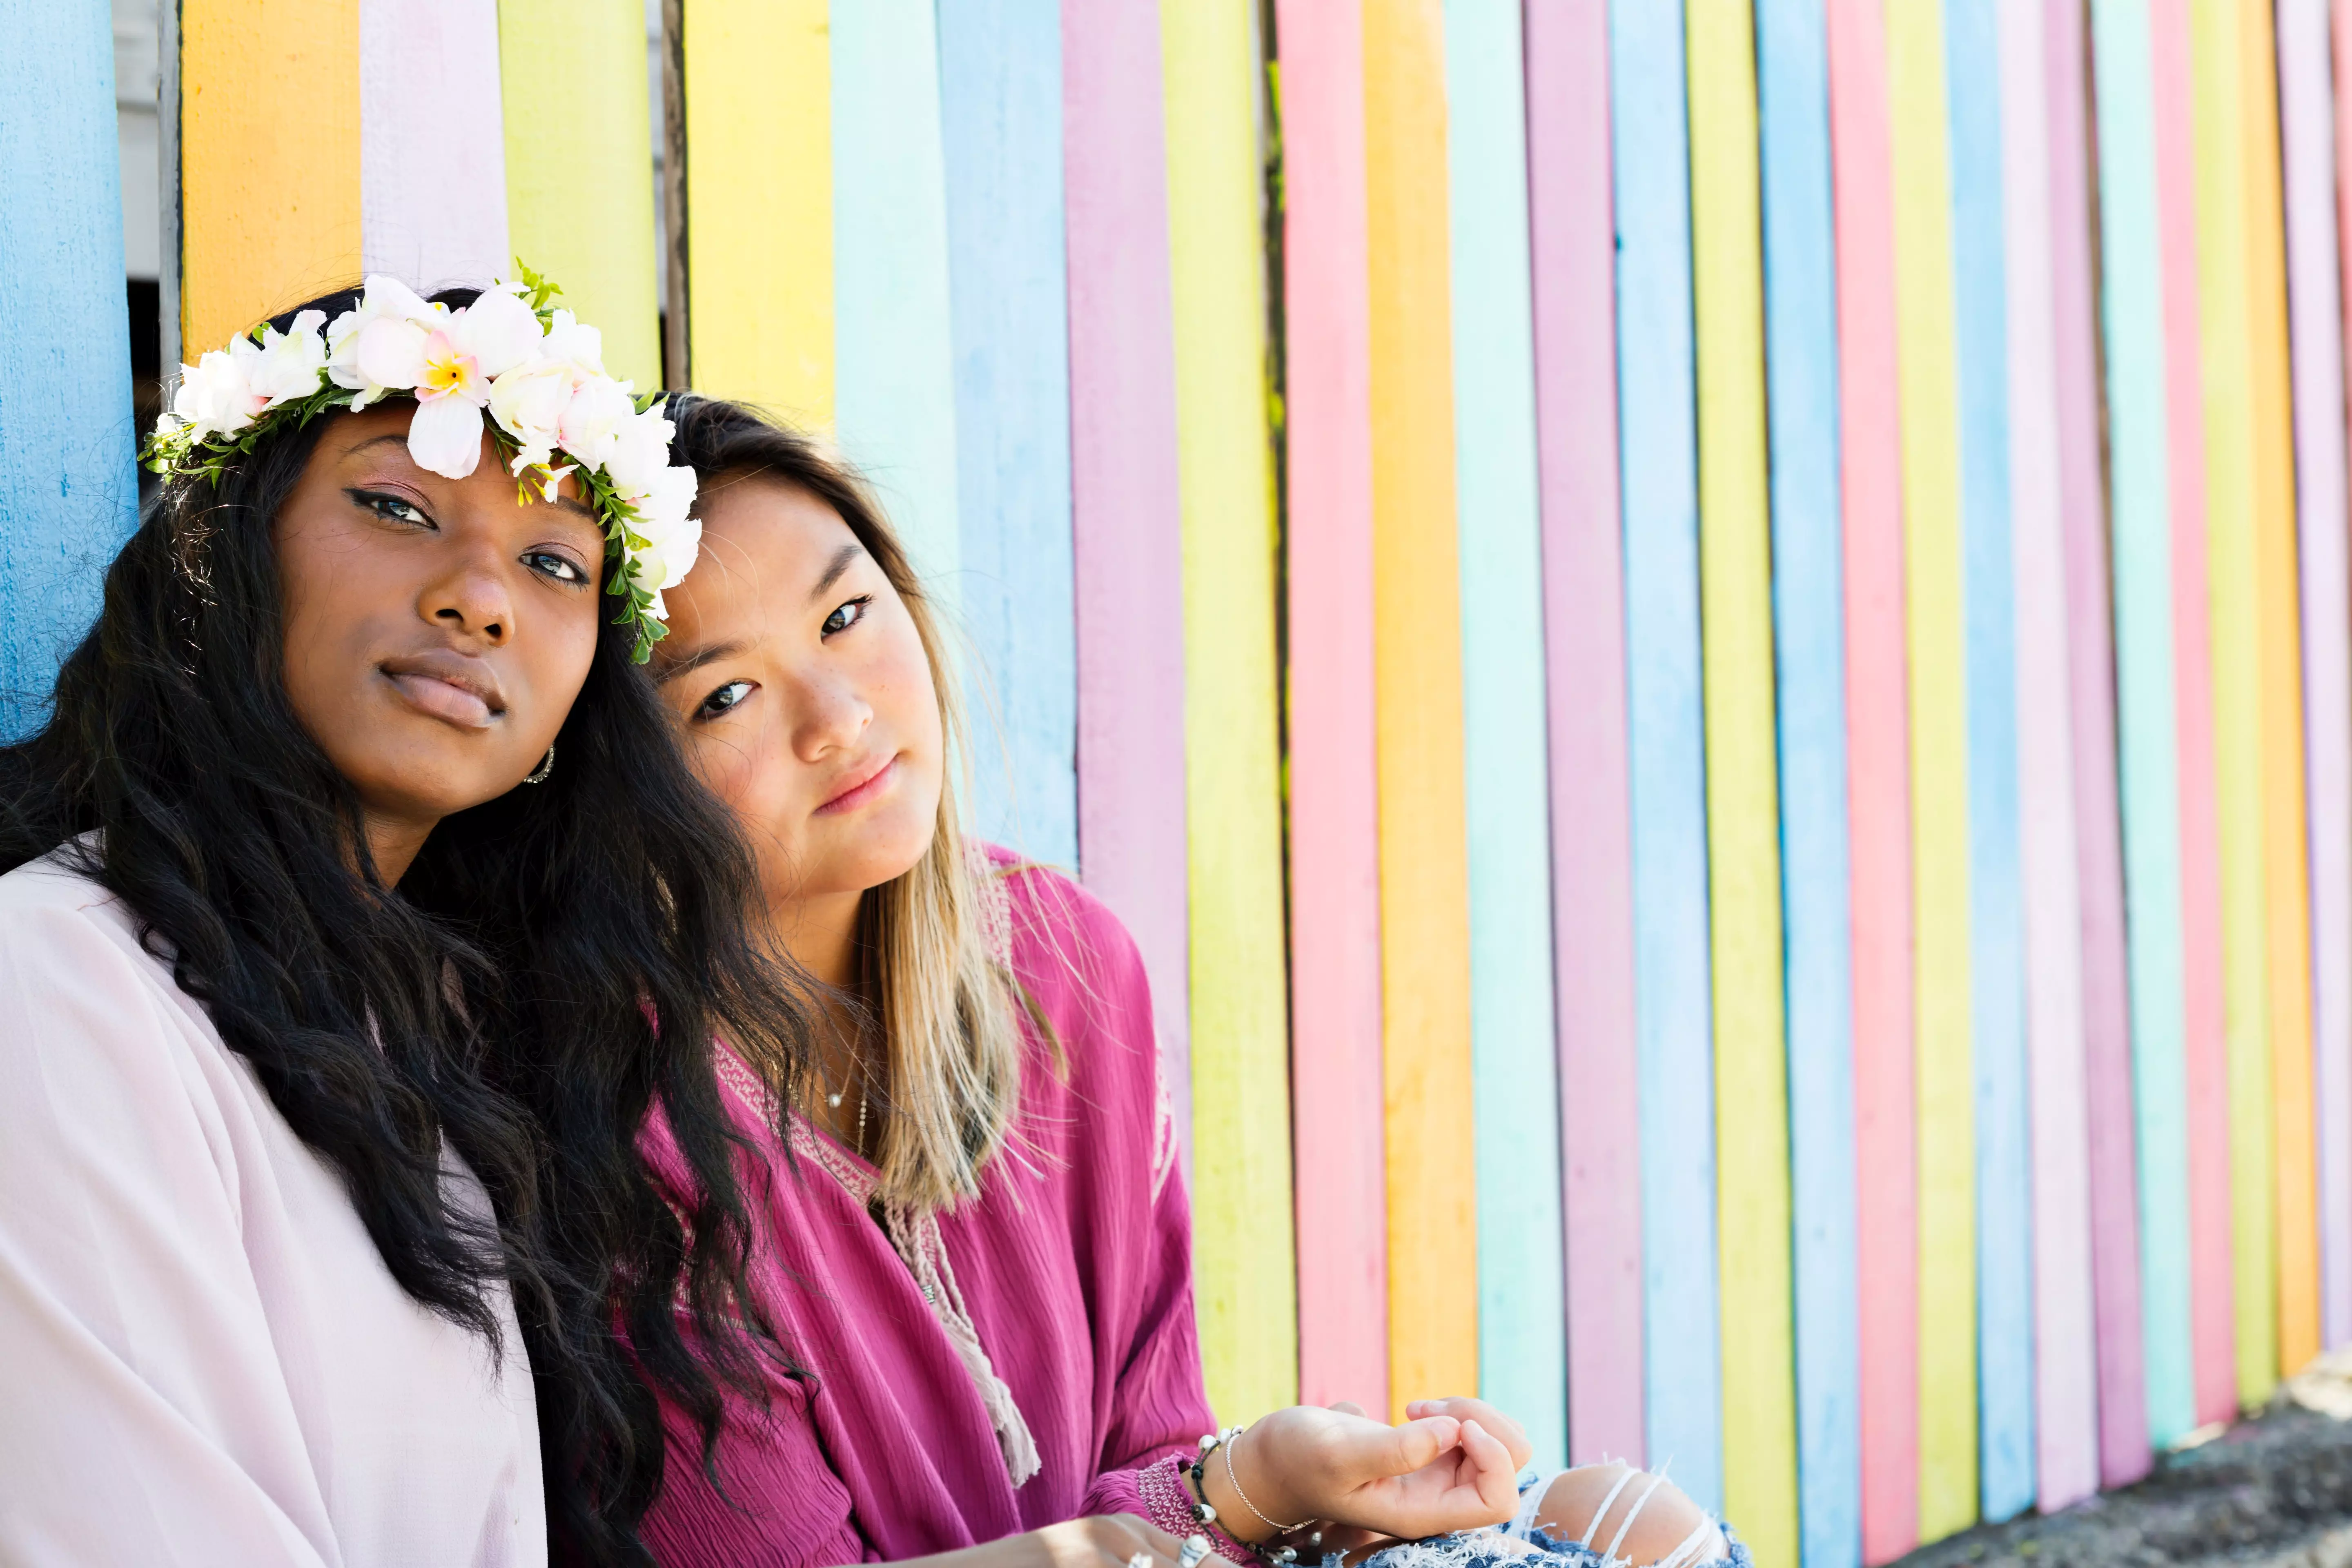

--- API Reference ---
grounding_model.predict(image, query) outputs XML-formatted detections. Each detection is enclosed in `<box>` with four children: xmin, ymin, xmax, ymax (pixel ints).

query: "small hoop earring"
<box><xmin>523</xmin><ymin>744</ymin><xmax>555</xmax><ymax>786</ymax></box>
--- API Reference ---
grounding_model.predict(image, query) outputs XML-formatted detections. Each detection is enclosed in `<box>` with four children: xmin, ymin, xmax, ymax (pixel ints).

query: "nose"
<box><xmin>419</xmin><ymin>537</ymin><xmax>516</xmax><ymax>646</ymax></box>
<box><xmin>790</xmin><ymin>668</ymin><xmax>872</xmax><ymax>762</ymax></box>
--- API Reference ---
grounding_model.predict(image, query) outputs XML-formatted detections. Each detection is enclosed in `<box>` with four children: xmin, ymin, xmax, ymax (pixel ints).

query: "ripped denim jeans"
<box><xmin>1344</xmin><ymin>1469</ymin><xmax>1752</xmax><ymax>1568</ymax></box>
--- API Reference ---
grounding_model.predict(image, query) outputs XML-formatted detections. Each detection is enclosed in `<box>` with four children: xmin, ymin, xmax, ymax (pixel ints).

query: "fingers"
<box><xmin>1373</xmin><ymin>1414</ymin><xmax>1463</xmax><ymax>1477</ymax></box>
<box><xmin>1054</xmin><ymin>1513</ymin><xmax>1180</xmax><ymax>1568</ymax></box>
<box><xmin>1456</xmin><ymin>1420</ymin><xmax>1520</xmax><ymax>1517</ymax></box>
<box><xmin>1329</xmin><ymin>1400</ymin><xmax>1368</xmax><ymax>1418</ymax></box>
<box><xmin>1402</xmin><ymin>1399</ymin><xmax>1534</xmax><ymax>1470</ymax></box>
<box><xmin>1104</xmin><ymin>1513</ymin><xmax>1187</xmax><ymax>1561</ymax></box>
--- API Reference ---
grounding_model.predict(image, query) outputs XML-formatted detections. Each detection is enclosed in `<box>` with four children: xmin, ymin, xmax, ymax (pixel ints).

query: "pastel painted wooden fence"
<box><xmin>20</xmin><ymin>0</ymin><xmax>2352</xmax><ymax>1561</ymax></box>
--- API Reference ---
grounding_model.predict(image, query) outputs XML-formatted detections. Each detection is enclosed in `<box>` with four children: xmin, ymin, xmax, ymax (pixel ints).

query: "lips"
<box><xmin>380</xmin><ymin>648</ymin><xmax>507</xmax><ymax>730</ymax></box>
<box><xmin>817</xmin><ymin>755</ymin><xmax>898</xmax><ymax>815</ymax></box>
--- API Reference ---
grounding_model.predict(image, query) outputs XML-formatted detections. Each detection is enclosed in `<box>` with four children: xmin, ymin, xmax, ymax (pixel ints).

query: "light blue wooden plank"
<box><xmin>1610</xmin><ymin>0</ymin><xmax>1722</xmax><ymax>1511</ymax></box>
<box><xmin>937</xmin><ymin>0</ymin><xmax>1076</xmax><ymax>868</ymax></box>
<box><xmin>0</xmin><ymin>0</ymin><xmax>137</xmax><ymax>737</ymax></box>
<box><xmin>1945</xmin><ymin>0</ymin><xmax>2037</xmax><ymax>1521</ymax></box>
<box><xmin>1753</xmin><ymin>1</ymin><xmax>1860</xmax><ymax>1560</ymax></box>
<box><xmin>1442</xmin><ymin>0</ymin><xmax>1566</xmax><ymax>1477</ymax></box>
<box><xmin>831</xmin><ymin>0</ymin><xmax>961</xmax><ymax>603</ymax></box>
<box><xmin>2086</xmin><ymin>0</ymin><xmax>2196</xmax><ymax>1447</ymax></box>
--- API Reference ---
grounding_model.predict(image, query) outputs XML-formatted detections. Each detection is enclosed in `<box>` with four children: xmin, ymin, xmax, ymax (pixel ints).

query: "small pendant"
<box><xmin>827</xmin><ymin>1093</ymin><xmax>843</xmax><ymax>1108</ymax></box>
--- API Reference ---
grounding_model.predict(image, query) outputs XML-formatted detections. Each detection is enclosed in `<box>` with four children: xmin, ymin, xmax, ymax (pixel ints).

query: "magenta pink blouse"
<box><xmin>638</xmin><ymin>862</ymin><xmax>1212</xmax><ymax>1566</ymax></box>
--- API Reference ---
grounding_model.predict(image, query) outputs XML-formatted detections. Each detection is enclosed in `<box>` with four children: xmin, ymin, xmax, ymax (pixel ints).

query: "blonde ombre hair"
<box><xmin>666</xmin><ymin>396</ymin><xmax>1030</xmax><ymax>1212</ymax></box>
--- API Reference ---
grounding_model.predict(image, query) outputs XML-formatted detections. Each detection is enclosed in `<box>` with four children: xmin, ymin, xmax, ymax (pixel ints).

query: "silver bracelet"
<box><xmin>1225</xmin><ymin>1422</ymin><xmax>1315</xmax><ymax>1536</ymax></box>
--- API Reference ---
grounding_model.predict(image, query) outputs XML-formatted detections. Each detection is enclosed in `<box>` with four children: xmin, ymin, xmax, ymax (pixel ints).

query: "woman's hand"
<box><xmin>1026</xmin><ymin>1515</ymin><xmax>1191</xmax><ymax>1568</ymax></box>
<box><xmin>1203</xmin><ymin>1401</ymin><xmax>1523</xmax><ymax>1543</ymax></box>
<box><xmin>1398</xmin><ymin>1399</ymin><xmax>1534</xmax><ymax>1473</ymax></box>
<box><xmin>904</xmin><ymin>1515</ymin><xmax>1190</xmax><ymax>1568</ymax></box>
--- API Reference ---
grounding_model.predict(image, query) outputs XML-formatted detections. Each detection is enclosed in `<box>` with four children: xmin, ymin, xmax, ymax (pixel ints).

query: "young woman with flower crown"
<box><xmin>634</xmin><ymin>397</ymin><xmax>1750</xmax><ymax>1568</ymax></box>
<box><xmin>0</xmin><ymin>277</ymin><xmax>817</xmax><ymax>1567</ymax></box>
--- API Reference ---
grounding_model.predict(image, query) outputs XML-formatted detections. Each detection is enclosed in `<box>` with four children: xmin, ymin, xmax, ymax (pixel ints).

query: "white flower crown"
<box><xmin>143</xmin><ymin>265</ymin><xmax>699</xmax><ymax>661</ymax></box>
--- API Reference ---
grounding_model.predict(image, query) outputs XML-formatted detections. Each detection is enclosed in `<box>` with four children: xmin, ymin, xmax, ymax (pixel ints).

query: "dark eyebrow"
<box><xmin>653</xmin><ymin>639</ymin><xmax>746</xmax><ymax>686</ymax></box>
<box><xmin>807</xmin><ymin>543</ymin><xmax>865</xmax><ymax>604</ymax></box>
<box><xmin>345</xmin><ymin>430</ymin><xmax>598</xmax><ymax>523</ymax></box>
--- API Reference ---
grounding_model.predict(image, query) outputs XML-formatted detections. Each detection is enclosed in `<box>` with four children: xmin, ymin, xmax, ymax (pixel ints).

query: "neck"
<box><xmin>769</xmin><ymin>886</ymin><xmax>865</xmax><ymax>993</ymax></box>
<box><xmin>771</xmin><ymin>887</ymin><xmax>872</xmax><ymax>1142</ymax></box>
<box><xmin>361</xmin><ymin>813</ymin><xmax>437</xmax><ymax>886</ymax></box>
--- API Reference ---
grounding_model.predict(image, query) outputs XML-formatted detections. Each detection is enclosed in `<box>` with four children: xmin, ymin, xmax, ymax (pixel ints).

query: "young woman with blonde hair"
<box><xmin>637</xmin><ymin>396</ymin><xmax>1747</xmax><ymax>1568</ymax></box>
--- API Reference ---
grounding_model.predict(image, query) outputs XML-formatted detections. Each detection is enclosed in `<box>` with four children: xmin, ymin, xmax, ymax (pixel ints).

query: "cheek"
<box><xmin>274</xmin><ymin>536</ymin><xmax>375</xmax><ymax>726</ymax></box>
<box><xmin>872</xmin><ymin>637</ymin><xmax>945</xmax><ymax>761</ymax></box>
<box><xmin>518</xmin><ymin>617</ymin><xmax>601</xmax><ymax>742</ymax></box>
<box><xmin>685</xmin><ymin>714</ymin><xmax>804</xmax><ymax>853</ymax></box>
<box><xmin>683</xmin><ymin>727</ymin><xmax>763</xmax><ymax>814</ymax></box>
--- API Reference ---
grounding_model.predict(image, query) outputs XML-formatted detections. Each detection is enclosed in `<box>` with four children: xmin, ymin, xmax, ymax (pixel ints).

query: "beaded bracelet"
<box><xmin>1184</xmin><ymin>1428</ymin><xmax>1325</xmax><ymax>1568</ymax></box>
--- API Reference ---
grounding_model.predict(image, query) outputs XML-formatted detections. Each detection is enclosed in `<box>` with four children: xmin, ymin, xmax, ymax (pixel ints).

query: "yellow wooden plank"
<box><xmin>2189</xmin><ymin>0</ymin><xmax>2277</xmax><ymax>1410</ymax></box>
<box><xmin>180</xmin><ymin>0</ymin><xmax>361</xmax><ymax>354</ymax></box>
<box><xmin>2242</xmin><ymin>0</ymin><xmax>2320</xmax><ymax>1380</ymax></box>
<box><xmin>1159</xmin><ymin>0</ymin><xmax>1299</xmax><ymax>1423</ymax></box>
<box><xmin>498</xmin><ymin>0</ymin><xmax>662</xmax><ymax>389</ymax></box>
<box><xmin>1886</xmin><ymin>0</ymin><xmax>1978</xmax><ymax>1538</ymax></box>
<box><xmin>1362</xmin><ymin>0</ymin><xmax>1476</xmax><ymax>1415</ymax></box>
<box><xmin>1686</xmin><ymin>2</ymin><xmax>1798</xmax><ymax>1557</ymax></box>
<box><xmin>681</xmin><ymin>0</ymin><xmax>831</xmax><ymax>420</ymax></box>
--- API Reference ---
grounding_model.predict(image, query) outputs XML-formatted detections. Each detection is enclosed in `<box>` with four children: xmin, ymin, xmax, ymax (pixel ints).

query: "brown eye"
<box><xmin>821</xmin><ymin>596</ymin><xmax>873</xmax><ymax>637</ymax></box>
<box><xmin>696</xmin><ymin>679</ymin><xmax>755</xmax><ymax>720</ymax></box>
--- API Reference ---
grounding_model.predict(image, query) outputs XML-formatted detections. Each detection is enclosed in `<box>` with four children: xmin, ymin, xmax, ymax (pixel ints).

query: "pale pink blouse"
<box><xmin>0</xmin><ymin>849</ymin><xmax>545</xmax><ymax>1567</ymax></box>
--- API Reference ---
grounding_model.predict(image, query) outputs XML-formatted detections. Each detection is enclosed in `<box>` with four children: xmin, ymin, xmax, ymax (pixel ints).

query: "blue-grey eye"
<box><xmin>697</xmin><ymin>679</ymin><xmax>755</xmax><ymax>720</ymax></box>
<box><xmin>352</xmin><ymin>489</ymin><xmax>431</xmax><ymax>527</ymax></box>
<box><xmin>822</xmin><ymin>596</ymin><xmax>873</xmax><ymax>637</ymax></box>
<box><xmin>524</xmin><ymin>550</ymin><xmax>588</xmax><ymax>584</ymax></box>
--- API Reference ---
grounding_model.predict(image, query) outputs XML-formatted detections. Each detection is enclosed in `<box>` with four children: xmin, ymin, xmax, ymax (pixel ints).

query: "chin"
<box><xmin>343</xmin><ymin>750</ymin><xmax>522</xmax><ymax>823</ymax></box>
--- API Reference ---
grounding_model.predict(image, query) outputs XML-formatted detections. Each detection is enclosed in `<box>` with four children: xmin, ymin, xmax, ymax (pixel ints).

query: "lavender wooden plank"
<box><xmin>1526</xmin><ymin>0</ymin><xmax>1644</xmax><ymax>1468</ymax></box>
<box><xmin>1997</xmin><ymin>0</ymin><xmax>2098</xmax><ymax>1512</ymax></box>
<box><xmin>2046</xmin><ymin>0</ymin><xmax>2153</xmax><ymax>1490</ymax></box>
<box><xmin>2278</xmin><ymin>0</ymin><xmax>2352</xmax><ymax>1356</ymax></box>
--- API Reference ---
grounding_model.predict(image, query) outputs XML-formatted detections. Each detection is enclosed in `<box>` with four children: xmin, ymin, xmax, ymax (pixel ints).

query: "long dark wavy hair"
<box><xmin>0</xmin><ymin>287</ymin><xmax>807</xmax><ymax>1564</ymax></box>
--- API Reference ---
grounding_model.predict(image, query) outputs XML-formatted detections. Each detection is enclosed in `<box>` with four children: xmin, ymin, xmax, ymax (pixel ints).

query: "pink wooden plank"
<box><xmin>2149</xmin><ymin>0</ymin><xmax>2241</xmax><ymax>1425</ymax></box>
<box><xmin>1524</xmin><ymin>0</ymin><xmax>1641</xmax><ymax>1468</ymax></box>
<box><xmin>1825</xmin><ymin>2</ymin><xmax>1918</xmax><ymax>1557</ymax></box>
<box><xmin>2046</xmin><ymin>0</ymin><xmax>2153</xmax><ymax>1489</ymax></box>
<box><xmin>1064</xmin><ymin>0</ymin><xmax>1191</xmax><ymax>1141</ymax></box>
<box><xmin>1277</xmin><ymin>0</ymin><xmax>1388</xmax><ymax>1414</ymax></box>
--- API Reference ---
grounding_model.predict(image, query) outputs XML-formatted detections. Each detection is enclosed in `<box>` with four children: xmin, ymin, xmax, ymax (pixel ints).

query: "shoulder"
<box><xmin>0</xmin><ymin>848</ymin><xmax>248</xmax><ymax>1202</ymax></box>
<box><xmin>0</xmin><ymin>848</ymin><xmax>213</xmax><ymax>1086</ymax></box>
<box><xmin>978</xmin><ymin>844</ymin><xmax>1160</xmax><ymax>1092</ymax></box>
<box><xmin>0</xmin><ymin>846</ymin><xmax>154</xmax><ymax>973</ymax></box>
<box><xmin>982</xmin><ymin>846</ymin><xmax>1146</xmax><ymax>989</ymax></box>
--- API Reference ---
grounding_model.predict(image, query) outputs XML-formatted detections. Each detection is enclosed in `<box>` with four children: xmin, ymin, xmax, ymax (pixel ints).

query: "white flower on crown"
<box><xmin>171</xmin><ymin>348</ymin><xmax>267</xmax><ymax>441</ymax></box>
<box><xmin>327</xmin><ymin>274</ymin><xmax>440</xmax><ymax>410</ymax></box>
<box><xmin>149</xmin><ymin>268</ymin><xmax>702</xmax><ymax>658</ymax></box>
<box><xmin>246</xmin><ymin>310</ymin><xmax>330</xmax><ymax>407</ymax></box>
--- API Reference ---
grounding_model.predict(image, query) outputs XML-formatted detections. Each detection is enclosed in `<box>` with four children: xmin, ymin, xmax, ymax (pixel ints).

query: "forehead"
<box><xmin>670</xmin><ymin>478</ymin><xmax>860</xmax><ymax>626</ymax></box>
<box><xmin>314</xmin><ymin>406</ymin><xmax>601</xmax><ymax>538</ymax></box>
